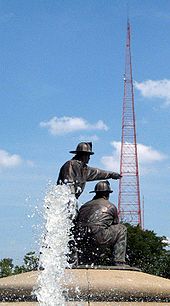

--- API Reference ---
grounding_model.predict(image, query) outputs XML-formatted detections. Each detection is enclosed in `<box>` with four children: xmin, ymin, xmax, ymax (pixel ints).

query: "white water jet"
<box><xmin>35</xmin><ymin>183</ymin><xmax>77</xmax><ymax>306</ymax></box>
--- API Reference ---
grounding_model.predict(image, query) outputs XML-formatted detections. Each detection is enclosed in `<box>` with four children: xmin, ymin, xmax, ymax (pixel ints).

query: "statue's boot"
<box><xmin>113</xmin><ymin>261</ymin><xmax>141</xmax><ymax>271</ymax></box>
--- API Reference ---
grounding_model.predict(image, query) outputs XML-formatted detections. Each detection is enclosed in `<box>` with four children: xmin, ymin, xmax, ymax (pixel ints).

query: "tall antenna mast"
<box><xmin>118</xmin><ymin>20</ymin><xmax>142</xmax><ymax>226</ymax></box>
<box><xmin>142</xmin><ymin>195</ymin><xmax>145</xmax><ymax>229</ymax></box>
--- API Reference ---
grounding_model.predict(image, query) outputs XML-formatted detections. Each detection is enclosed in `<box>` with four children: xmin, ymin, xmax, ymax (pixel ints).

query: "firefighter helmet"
<box><xmin>90</xmin><ymin>180</ymin><xmax>113</xmax><ymax>193</ymax></box>
<box><xmin>70</xmin><ymin>142</ymin><xmax>94</xmax><ymax>155</ymax></box>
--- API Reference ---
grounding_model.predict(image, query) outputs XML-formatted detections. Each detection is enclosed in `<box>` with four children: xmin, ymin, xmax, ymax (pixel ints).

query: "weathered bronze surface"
<box><xmin>75</xmin><ymin>181</ymin><xmax>127</xmax><ymax>266</ymax></box>
<box><xmin>57</xmin><ymin>142</ymin><xmax>121</xmax><ymax>198</ymax></box>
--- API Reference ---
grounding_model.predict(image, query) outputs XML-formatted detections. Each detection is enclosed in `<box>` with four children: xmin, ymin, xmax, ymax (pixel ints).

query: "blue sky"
<box><xmin>0</xmin><ymin>0</ymin><xmax>170</xmax><ymax>264</ymax></box>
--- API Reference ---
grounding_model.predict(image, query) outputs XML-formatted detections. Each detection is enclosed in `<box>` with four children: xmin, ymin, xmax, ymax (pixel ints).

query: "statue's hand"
<box><xmin>111</xmin><ymin>172</ymin><xmax>122</xmax><ymax>180</ymax></box>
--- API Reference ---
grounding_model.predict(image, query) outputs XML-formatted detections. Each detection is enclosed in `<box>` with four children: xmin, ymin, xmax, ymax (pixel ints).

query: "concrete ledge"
<box><xmin>0</xmin><ymin>272</ymin><xmax>36</xmax><ymax>301</ymax></box>
<box><xmin>0</xmin><ymin>303</ymin><xmax>170</xmax><ymax>305</ymax></box>
<box><xmin>64</xmin><ymin>268</ymin><xmax>170</xmax><ymax>302</ymax></box>
<box><xmin>0</xmin><ymin>269</ymin><xmax>170</xmax><ymax>302</ymax></box>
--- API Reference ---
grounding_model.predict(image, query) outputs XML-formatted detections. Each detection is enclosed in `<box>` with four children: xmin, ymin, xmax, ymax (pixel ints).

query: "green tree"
<box><xmin>125</xmin><ymin>224</ymin><xmax>170</xmax><ymax>278</ymax></box>
<box><xmin>23</xmin><ymin>251</ymin><xmax>39</xmax><ymax>271</ymax></box>
<box><xmin>13</xmin><ymin>264</ymin><xmax>26</xmax><ymax>275</ymax></box>
<box><xmin>0</xmin><ymin>258</ymin><xmax>14</xmax><ymax>278</ymax></box>
<box><xmin>0</xmin><ymin>251</ymin><xmax>39</xmax><ymax>278</ymax></box>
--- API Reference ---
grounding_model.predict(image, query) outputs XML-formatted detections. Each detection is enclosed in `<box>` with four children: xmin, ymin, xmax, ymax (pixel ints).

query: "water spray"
<box><xmin>35</xmin><ymin>183</ymin><xmax>77</xmax><ymax>306</ymax></box>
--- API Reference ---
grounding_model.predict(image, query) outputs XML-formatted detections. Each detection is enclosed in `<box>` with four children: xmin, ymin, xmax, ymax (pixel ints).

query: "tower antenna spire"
<box><xmin>126</xmin><ymin>0</ymin><xmax>130</xmax><ymax>22</ymax></box>
<box><xmin>118</xmin><ymin>19</ymin><xmax>142</xmax><ymax>226</ymax></box>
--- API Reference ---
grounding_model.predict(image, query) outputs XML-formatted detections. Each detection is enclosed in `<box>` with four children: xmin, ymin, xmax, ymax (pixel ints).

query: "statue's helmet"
<box><xmin>70</xmin><ymin>142</ymin><xmax>94</xmax><ymax>155</ymax></box>
<box><xmin>90</xmin><ymin>180</ymin><xmax>113</xmax><ymax>193</ymax></box>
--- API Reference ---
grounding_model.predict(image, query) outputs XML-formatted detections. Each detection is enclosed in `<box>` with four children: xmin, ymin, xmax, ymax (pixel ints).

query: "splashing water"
<box><xmin>35</xmin><ymin>183</ymin><xmax>77</xmax><ymax>306</ymax></box>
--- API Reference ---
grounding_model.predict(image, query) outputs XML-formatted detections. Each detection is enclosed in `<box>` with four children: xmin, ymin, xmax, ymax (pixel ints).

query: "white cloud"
<box><xmin>162</xmin><ymin>237</ymin><xmax>170</xmax><ymax>246</ymax></box>
<box><xmin>0</xmin><ymin>150</ymin><xmax>22</xmax><ymax>168</ymax></box>
<box><xmin>137</xmin><ymin>143</ymin><xmax>166</xmax><ymax>163</ymax></box>
<box><xmin>101</xmin><ymin>141</ymin><xmax>166</xmax><ymax>174</ymax></box>
<box><xmin>134</xmin><ymin>79</ymin><xmax>170</xmax><ymax>105</ymax></box>
<box><xmin>40</xmin><ymin>116</ymin><xmax>108</xmax><ymax>135</ymax></box>
<box><xmin>101</xmin><ymin>141</ymin><xmax>121</xmax><ymax>172</ymax></box>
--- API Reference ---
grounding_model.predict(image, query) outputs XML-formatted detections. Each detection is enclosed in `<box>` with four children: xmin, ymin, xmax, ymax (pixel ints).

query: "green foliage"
<box><xmin>0</xmin><ymin>252</ymin><xmax>39</xmax><ymax>278</ymax></box>
<box><xmin>0</xmin><ymin>258</ymin><xmax>14</xmax><ymax>278</ymax></box>
<box><xmin>125</xmin><ymin>223</ymin><xmax>170</xmax><ymax>278</ymax></box>
<box><xmin>23</xmin><ymin>251</ymin><xmax>39</xmax><ymax>271</ymax></box>
<box><xmin>13</xmin><ymin>265</ymin><xmax>26</xmax><ymax>275</ymax></box>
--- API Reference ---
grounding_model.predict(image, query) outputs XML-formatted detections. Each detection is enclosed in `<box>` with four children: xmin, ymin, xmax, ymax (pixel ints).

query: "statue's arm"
<box><xmin>86</xmin><ymin>166</ymin><xmax>121</xmax><ymax>181</ymax></box>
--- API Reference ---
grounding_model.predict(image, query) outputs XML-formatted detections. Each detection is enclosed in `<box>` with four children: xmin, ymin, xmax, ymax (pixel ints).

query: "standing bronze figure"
<box><xmin>57</xmin><ymin>142</ymin><xmax>121</xmax><ymax>198</ymax></box>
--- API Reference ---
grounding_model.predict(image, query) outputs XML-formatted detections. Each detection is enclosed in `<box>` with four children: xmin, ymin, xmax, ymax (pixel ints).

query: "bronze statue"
<box><xmin>75</xmin><ymin>180</ymin><xmax>128</xmax><ymax>267</ymax></box>
<box><xmin>57</xmin><ymin>142</ymin><xmax>121</xmax><ymax>198</ymax></box>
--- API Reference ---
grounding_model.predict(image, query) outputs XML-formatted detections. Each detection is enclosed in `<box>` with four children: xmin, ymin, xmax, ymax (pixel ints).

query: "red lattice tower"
<box><xmin>118</xmin><ymin>20</ymin><xmax>142</xmax><ymax>226</ymax></box>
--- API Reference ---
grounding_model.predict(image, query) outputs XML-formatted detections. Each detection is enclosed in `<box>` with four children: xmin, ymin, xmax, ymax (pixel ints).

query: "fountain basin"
<box><xmin>0</xmin><ymin>268</ymin><xmax>170</xmax><ymax>303</ymax></box>
<box><xmin>0</xmin><ymin>303</ymin><xmax>170</xmax><ymax>306</ymax></box>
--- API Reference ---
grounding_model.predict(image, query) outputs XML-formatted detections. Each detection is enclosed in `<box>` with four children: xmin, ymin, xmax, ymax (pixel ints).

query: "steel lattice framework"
<box><xmin>118</xmin><ymin>20</ymin><xmax>142</xmax><ymax>226</ymax></box>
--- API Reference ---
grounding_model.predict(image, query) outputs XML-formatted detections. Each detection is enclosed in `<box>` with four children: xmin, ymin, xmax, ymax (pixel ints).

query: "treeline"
<box><xmin>125</xmin><ymin>224</ymin><xmax>170</xmax><ymax>279</ymax></box>
<box><xmin>0</xmin><ymin>225</ymin><xmax>170</xmax><ymax>279</ymax></box>
<box><xmin>0</xmin><ymin>251</ymin><xmax>39</xmax><ymax>278</ymax></box>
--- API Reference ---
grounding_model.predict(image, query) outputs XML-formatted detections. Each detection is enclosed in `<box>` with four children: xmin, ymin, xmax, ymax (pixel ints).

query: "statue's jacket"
<box><xmin>57</xmin><ymin>157</ymin><xmax>114</xmax><ymax>198</ymax></box>
<box><xmin>75</xmin><ymin>197</ymin><xmax>121</xmax><ymax>245</ymax></box>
